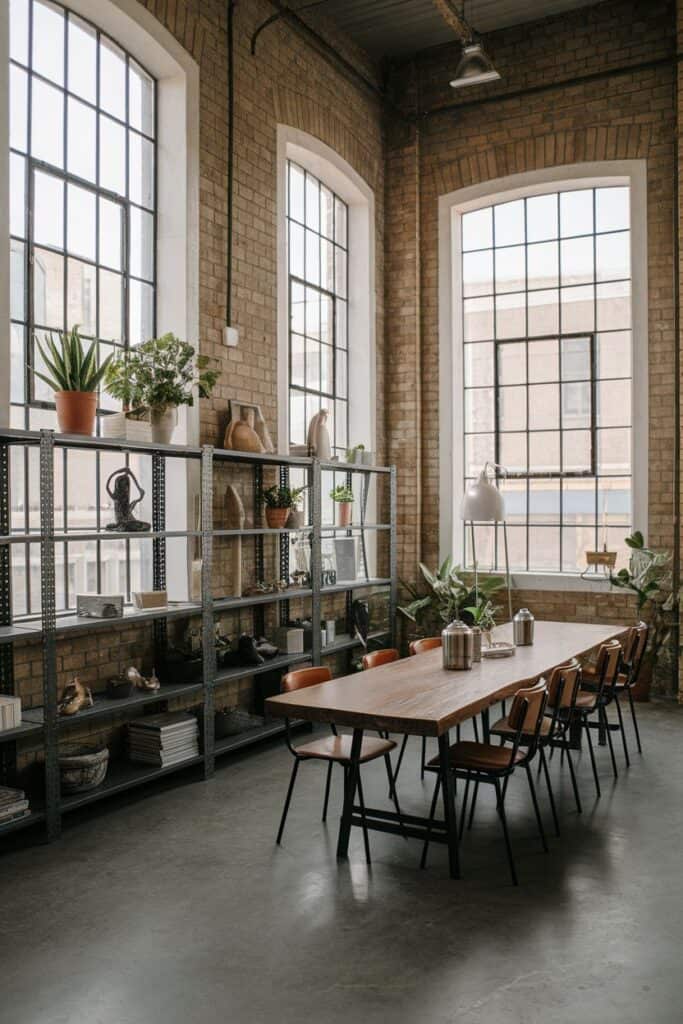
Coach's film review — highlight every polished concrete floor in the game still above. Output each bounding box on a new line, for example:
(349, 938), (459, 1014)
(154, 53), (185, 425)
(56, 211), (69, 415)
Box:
(1, 700), (682, 1024)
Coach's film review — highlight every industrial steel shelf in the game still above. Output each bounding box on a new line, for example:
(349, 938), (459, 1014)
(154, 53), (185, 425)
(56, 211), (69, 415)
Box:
(0, 428), (397, 845)
(0, 809), (46, 836)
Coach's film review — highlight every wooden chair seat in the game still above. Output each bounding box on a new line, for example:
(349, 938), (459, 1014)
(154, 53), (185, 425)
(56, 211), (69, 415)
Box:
(490, 715), (553, 740)
(575, 691), (599, 709)
(294, 734), (396, 764)
(427, 740), (525, 774)
(582, 665), (628, 689)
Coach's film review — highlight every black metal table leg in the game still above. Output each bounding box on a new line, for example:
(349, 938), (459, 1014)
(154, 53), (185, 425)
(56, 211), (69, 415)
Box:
(481, 707), (490, 743)
(337, 728), (364, 860)
(438, 731), (460, 880)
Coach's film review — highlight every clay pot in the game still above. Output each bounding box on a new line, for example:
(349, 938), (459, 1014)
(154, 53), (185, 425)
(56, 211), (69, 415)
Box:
(265, 507), (290, 529)
(55, 391), (97, 435)
(150, 405), (177, 445)
(224, 419), (265, 453)
(632, 656), (653, 702)
(337, 501), (353, 527)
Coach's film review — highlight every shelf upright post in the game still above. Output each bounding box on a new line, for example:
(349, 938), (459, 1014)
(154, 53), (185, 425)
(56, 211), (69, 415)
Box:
(151, 451), (167, 671)
(389, 465), (398, 649)
(0, 440), (15, 788)
(253, 464), (265, 638)
(201, 446), (215, 779)
(39, 430), (60, 841)
(311, 459), (322, 667)
(279, 464), (290, 626)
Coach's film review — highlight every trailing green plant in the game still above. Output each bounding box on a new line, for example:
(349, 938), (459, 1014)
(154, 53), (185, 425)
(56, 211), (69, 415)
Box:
(346, 444), (365, 460)
(609, 531), (678, 668)
(104, 333), (219, 412)
(330, 485), (354, 503)
(399, 556), (505, 634)
(32, 326), (112, 393)
(263, 485), (306, 509)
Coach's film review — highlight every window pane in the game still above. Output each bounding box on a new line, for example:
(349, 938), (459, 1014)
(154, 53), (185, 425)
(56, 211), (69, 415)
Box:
(67, 257), (97, 336)
(290, 392), (305, 445)
(560, 236), (594, 286)
(32, 0), (64, 85)
(305, 338), (320, 391)
(596, 231), (630, 282)
(68, 15), (97, 103)
(528, 527), (560, 571)
(529, 431), (560, 473)
(561, 336), (591, 380)
(563, 478), (596, 523)
(562, 525), (597, 572)
(129, 279), (154, 345)
(334, 246), (347, 299)
(31, 79), (64, 167)
(597, 379), (630, 428)
(320, 237), (334, 292)
(336, 349), (347, 399)
(11, 323), (25, 404)
(462, 207), (492, 251)
(32, 249), (64, 329)
(463, 250), (493, 297)
(129, 132), (155, 209)
(464, 296), (493, 342)
(596, 281), (631, 331)
(526, 194), (557, 242)
(465, 388), (494, 433)
(34, 171), (64, 249)
(129, 60), (155, 136)
(464, 343), (494, 387)
(290, 281), (305, 334)
(334, 197), (347, 247)
(499, 478), (526, 522)
(598, 477), (631, 526)
(598, 428), (631, 475)
(130, 206), (154, 280)
(67, 97), (96, 182)
(99, 198), (122, 271)
(10, 239), (25, 321)
(527, 241), (558, 289)
(67, 183), (96, 261)
(560, 189), (593, 237)
(289, 222), (304, 278)
(10, 0), (29, 65)
(305, 230), (320, 285)
(562, 382), (591, 428)
(528, 338), (558, 382)
(99, 269), (123, 341)
(305, 287), (320, 339)
(596, 187), (629, 233)
(320, 295), (333, 344)
(337, 299), (347, 349)
(495, 246), (525, 294)
(562, 430), (591, 473)
(10, 65), (28, 153)
(498, 341), (525, 385)
(560, 285), (594, 333)
(495, 292), (525, 339)
(528, 384), (558, 430)
(10, 153), (26, 238)
(290, 333), (305, 387)
(505, 526), (527, 571)
(320, 344), (334, 394)
(320, 185), (334, 239)
(100, 38), (127, 121)
(289, 164), (304, 222)
(305, 175), (320, 231)
(499, 385), (526, 431)
(499, 432), (526, 473)
(33, 330), (61, 401)
(528, 289), (559, 336)
(494, 200), (524, 246)
(99, 116), (126, 195)
(596, 331), (631, 379)
(465, 434), (495, 477)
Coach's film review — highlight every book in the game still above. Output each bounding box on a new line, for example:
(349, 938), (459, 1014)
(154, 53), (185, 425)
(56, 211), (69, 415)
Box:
(0, 696), (22, 731)
(0, 786), (25, 806)
(0, 799), (30, 820)
(0, 807), (30, 826)
(128, 711), (198, 734)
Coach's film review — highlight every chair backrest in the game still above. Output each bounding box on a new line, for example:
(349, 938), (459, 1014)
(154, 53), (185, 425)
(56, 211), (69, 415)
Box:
(409, 637), (442, 656)
(281, 666), (332, 693)
(623, 621), (648, 682)
(362, 648), (399, 670)
(547, 658), (581, 710)
(595, 638), (622, 692)
(508, 679), (548, 737)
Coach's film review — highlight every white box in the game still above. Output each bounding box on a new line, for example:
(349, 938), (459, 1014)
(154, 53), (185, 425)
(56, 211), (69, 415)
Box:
(101, 411), (152, 442)
(274, 627), (305, 654)
(76, 594), (124, 619)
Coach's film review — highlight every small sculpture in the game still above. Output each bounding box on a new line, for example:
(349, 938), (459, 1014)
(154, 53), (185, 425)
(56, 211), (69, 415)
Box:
(125, 666), (160, 692)
(105, 468), (150, 532)
(307, 409), (332, 459)
(58, 677), (94, 716)
(223, 412), (265, 453)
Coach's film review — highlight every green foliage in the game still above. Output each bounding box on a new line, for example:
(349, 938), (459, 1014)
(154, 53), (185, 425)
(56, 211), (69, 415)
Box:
(104, 334), (220, 412)
(33, 326), (111, 394)
(609, 531), (678, 668)
(399, 556), (505, 633)
(346, 444), (365, 459)
(263, 485), (306, 509)
(330, 485), (354, 503)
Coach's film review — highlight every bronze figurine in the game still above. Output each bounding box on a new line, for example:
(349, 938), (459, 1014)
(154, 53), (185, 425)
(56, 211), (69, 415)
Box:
(105, 468), (150, 532)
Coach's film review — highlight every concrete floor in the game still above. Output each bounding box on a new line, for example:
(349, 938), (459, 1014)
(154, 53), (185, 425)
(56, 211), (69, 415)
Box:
(1, 701), (682, 1024)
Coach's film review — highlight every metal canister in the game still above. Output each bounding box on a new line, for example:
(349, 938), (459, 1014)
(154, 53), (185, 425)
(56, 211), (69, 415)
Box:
(442, 619), (474, 670)
(471, 626), (482, 663)
(513, 607), (535, 645)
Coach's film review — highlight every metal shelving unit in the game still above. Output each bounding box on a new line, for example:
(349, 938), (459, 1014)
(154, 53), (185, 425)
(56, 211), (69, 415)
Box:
(0, 427), (397, 843)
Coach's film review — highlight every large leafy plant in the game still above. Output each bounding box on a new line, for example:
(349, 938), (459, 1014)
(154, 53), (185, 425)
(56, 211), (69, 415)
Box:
(609, 531), (677, 667)
(399, 556), (505, 634)
(263, 485), (305, 509)
(33, 326), (112, 393)
(104, 334), (219, 412)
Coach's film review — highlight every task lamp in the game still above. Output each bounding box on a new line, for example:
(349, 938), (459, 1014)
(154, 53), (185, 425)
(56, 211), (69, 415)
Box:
(461, 462), (513, 624)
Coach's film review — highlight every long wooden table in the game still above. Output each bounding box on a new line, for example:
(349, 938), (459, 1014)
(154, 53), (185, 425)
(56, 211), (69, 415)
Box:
(266, 620), (629, 878)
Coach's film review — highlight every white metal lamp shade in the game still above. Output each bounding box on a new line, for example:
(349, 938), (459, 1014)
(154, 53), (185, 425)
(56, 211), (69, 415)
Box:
(450, 42), (501, 89)
(460, 463), (506, 522)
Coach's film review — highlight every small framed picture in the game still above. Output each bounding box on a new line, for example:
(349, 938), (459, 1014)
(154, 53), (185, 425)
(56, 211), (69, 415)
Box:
(334, 538), (357, 582)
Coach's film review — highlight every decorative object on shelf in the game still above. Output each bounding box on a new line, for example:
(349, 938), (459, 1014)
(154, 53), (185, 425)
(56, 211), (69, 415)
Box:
(76, 594), (124, 619)
(58, 678), (94, 716)
(226, 399), (274, 453)
(0, 786), (30, 825)
(334, 537), (357, 582)
(482, 641), (516, 659)
(263, 485), (305, 529)
(330, 484), (354, 527)
(307, 409), (331, 458)
(287, 507), (306, 528)
(256, 638), (279, 659)
(189, 495), (202, 603)
(106, 676), (134, 700)
(321, 550), (337, 587)
(442, 619), (474, 671)
(59, 743), (109, 793)
(346, 443), (365, 464)
(219, 635), (265, 669)
(215, 707), (265, 740)
(512, 607), (535, 646)
(399, 557), (504, 638)
(274, 627), (305, 654)
(125, 666), (161, 692)
(128, 712), (199, 768)
(225, 484), (246, 597)
(0, 695), (22, 732)
(104, 333), (220, 445)
(461, 462), (513, 624)
(224, 416), (264, 453)
(132, 590), (168, 610)
(351, 599), (370, 647)
(292, 533), (311, 580)
(325, 620), (336, 645)
(105, 468), (150, 532)
(32, 325), (113, 436)
(101, 408), (152, 442)
(581, 547), (618, 579)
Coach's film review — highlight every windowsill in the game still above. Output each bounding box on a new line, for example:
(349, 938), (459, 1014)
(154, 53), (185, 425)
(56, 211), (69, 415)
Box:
(508, 570), (620, 593)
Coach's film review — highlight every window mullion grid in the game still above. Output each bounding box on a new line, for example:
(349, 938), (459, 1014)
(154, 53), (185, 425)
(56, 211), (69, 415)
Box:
(492, 205), (500, 573)
(592, 188), (599, 554)
(557, 192), (565, 570)
(523, 198), (529, 572)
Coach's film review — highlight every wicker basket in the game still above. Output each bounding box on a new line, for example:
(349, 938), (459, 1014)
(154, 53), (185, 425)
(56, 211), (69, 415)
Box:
(59, 744), (109, 793)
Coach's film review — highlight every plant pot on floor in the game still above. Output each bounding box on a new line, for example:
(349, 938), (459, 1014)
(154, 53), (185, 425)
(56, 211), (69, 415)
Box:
(337, 502), (353, 527)
(631, 657), (653, 702)
(55, 390), (97, 436)
(265, 507), (290, 529)
(150, 405), (178, 444)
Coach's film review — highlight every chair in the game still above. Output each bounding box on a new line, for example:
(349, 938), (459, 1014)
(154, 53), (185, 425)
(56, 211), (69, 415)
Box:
(582, 623), (648, 758)
(575, 639), (623, 795)
(361, 648), (400, 670)
(391, 638), (444, 785)
(421, 679), (549, 886)
(276, 666), (400, 863)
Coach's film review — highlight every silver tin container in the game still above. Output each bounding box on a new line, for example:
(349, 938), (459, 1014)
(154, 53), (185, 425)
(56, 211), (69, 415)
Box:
(513, 607), (535, 645)
(442, 619), (474, 670)
(471, 626), (482, 663)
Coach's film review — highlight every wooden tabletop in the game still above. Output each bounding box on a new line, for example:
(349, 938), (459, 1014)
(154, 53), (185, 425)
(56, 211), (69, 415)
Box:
(266, 620), (630, 737)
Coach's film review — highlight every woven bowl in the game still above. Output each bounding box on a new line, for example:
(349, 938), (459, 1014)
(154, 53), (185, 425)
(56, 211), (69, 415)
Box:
(59, 744), (109, 793)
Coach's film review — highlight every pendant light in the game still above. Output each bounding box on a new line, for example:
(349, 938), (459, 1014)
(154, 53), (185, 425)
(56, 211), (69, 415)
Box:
(461, 463), (513, 624)
(448, 1), (500, 90)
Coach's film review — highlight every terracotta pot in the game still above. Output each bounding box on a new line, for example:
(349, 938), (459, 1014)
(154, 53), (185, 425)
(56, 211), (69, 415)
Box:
(265, 507), (290, 529)
(337, 501), (353, 527)
(150, 405), (178, 445)
(55, 391), (97, 435)
(632, 656), (653, 703)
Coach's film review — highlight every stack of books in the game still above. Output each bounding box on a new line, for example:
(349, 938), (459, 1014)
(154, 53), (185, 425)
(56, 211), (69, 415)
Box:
(128, 711), (199, 768)
(0, 696), (22, 732)
(0, 786), (30, 826)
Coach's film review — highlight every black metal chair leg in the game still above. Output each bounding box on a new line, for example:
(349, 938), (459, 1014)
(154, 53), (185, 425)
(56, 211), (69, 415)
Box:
(391, 734), (408, 795)
(602, 705), (618, 779)
(459, 772), (471, 838)
(420, 736), (426, 780)
(356, 774), (371, 865)
(584, 714), (601, 797)
(565, 744), (582, 814)
(420, 776), (441, 869)
(614, 693), (630, 767)
(540, 746), (560, 837)
(276, 758), (300, 845)
(627, 687), (643, 754)
(384, 753), (406, 837)
(322, 761), (333, 822)
(472, 717), (479, 741)
(467, 780), (479, 830)
(525, 763), (548, 853)
(495, 777), (518, 886)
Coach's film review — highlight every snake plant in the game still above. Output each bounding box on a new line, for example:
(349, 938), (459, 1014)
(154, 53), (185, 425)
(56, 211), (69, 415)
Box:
(32, 326), (112, 393)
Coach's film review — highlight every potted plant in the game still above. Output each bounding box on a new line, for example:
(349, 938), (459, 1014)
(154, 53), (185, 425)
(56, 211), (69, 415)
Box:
(104, 333), (220, 444)
(346, 444), (365, 465)
(609, 531), (678, 700)
(399, 557), (505, 639)
(330, 484), (354, 527)
(263, 485), (305, 529)
(32, 326), (112, 436)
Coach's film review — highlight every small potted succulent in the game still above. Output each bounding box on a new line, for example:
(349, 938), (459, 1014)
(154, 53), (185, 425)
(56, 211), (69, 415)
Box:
(104, 333), (220, 444)
(346, 443), (365, 465)
(263, 485), (305, 529)
(32, 325), (112, 436)
(330, 484), (354, 527)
